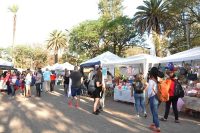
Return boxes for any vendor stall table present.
[182,96,200,112]
[114,86,135,103]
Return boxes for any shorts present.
[71,88,81,97]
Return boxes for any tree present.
[102,16,143,56]
[8,4,19,64]
[98,0,123,20]
[167,0,200,53]
[13,45,34,69]
[32,47,48,69]
[13,45,48,69]
[134,0,175,56]
[69,20,104,59]
[47,30,67,63]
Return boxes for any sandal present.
[149,124,155,130]
[153,128,161,132]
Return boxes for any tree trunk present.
[113,44,117,54]
[12,14,17,66]
[54,51,58,64]
[186,22,190,49]
[117,45,123,56]
[152,32,162,57]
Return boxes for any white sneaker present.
[137,114,140,118]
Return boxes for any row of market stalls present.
[80,47,200,114]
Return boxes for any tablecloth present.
[114,86,135,103]
[182,96,200,112]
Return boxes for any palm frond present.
[8,4,19,13]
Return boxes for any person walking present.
[160,70,180,123]
[50,71,56,92]
[3,71,12,96]
[131,74,147,118]
[43,68,51,92]
[63,69,70,96]
[35,70,42,97]
[147,67,163,133]
[92,68,103,115]
[25,70,32,97]
[68,66,83,108]
[38,68,44,92]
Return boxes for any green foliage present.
[98,0,123,20]
[32,47,48,68]
[12,45,47,69]
[134,0,177,56]
[8,4,19,14]
[103,16,142,56]
[166,0,200,53]
[69,20,104,59]
[134,0,174,35]
[47,30,67,63]
[61,51,87,66]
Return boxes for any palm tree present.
[134,0,174,56]
[47,30,67,63]
[8,4,19,64]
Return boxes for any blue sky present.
[0,0,143,47]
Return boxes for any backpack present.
[133,81,144,93]
[31,76,36,86]
[157,79,171,102]
[88,76,96,94]
[174,81,184,98]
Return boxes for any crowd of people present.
[0,65,184,133]
[129,67,182,133]
[0,68,57,99]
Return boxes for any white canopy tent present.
[0,59,13,67]
[160,47,200,63]
[80,51,123,67]
[43,62,74,71]
[104,54,161,78]
[61,62,74,70]
[51,63,64,70]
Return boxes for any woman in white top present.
[147,67,163,133]
[25,70,32,97]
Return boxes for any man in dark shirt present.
[68,66,83,108]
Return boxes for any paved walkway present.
[0,86,200,133]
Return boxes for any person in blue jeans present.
[147,67,164,133]
[131,74,147,117]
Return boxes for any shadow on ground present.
[0,85,200,133]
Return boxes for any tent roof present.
[160,47,200,63]
[127,54,161,63]
[80,51,122,67]
[62,62,74,70]
[104,54,160,66]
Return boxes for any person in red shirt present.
[50,71,56,92]
[160,70,180,123]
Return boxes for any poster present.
[102,67,107,79]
